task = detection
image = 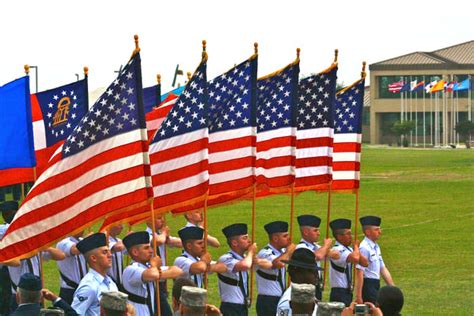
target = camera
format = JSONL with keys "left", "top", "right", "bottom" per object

{"left": 353, "top": 304, "right": 370, "bottom": 315}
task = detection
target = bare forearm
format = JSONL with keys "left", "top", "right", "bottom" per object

{"left": 381, "top": 267, "right": 394, "bottom": 285}
{"left": 189, "top": 261, "right": 208, "bottom": 274}
{"left": 207, "top": 235, "right": 220, "bottom": 248}
{"left": 355, "top": 269, "right": 364, "bottom": 299}
{"left": 315, "top": 246, "right": 329, "bottom": 261}
{"left": 161, "top": 266, "right": 183, "bottom": 279}
{"left": 142, "top": 267, "right": 161, "bottom": 282}
{"left": 210, "top": 262, "right": 227, "bottom": 274}
{"left": 234, "top": 254, "right": 253, "bottom": 272}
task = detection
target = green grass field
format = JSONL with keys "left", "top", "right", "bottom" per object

{"left": 10, "top": 147, "right": 474, "bottom": 315}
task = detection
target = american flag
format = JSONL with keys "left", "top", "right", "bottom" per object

{"left": 388, "top": 81, "right": 404, "bottom": 93}
{"left": 295, "top": 65, "right": 337, "bottom": 190}
{"left": 0, "top": 79, "right": 88, "bottom": 186}
{"left": 0, "top": 53, "right": 151, "bottom": 261}
{"left": 332, "top": 78, "right": 365, "bottom": 191}
{"left": 149, "top": 57, "right": 209, "bottom": 213}
{"left": 256, "top": 61, "right": 299, "bottom": 191}
{"left": 171, "top": 56, "right": 258, "bottom": 214}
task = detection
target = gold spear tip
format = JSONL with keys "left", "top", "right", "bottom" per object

{"left": 296, "top": 48, "right": 301, "bottom": 59}
{"left": 361, "top": 61, "right": 367, "bottom": 78}
{"left": 187, "top": 72, "right": 192, "bottom": 81}
{"left": 254, "top": 42, "right": 258, "bottom": 54}
{"left": 83, "top": 67, "right": 89, "bottom": 76}
{"left": 202, "top": 40, "right": 207, "bottom": 52}
{"left": 334, "top": 49, "right": 339, "bottom": 63}
{"left": 157, "top": 74, "right": 161, "bottom": 84}
{"left": 24, "top": 64, "right": 30, "bottom": 74}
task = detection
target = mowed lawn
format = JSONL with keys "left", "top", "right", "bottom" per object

{"left": 26, "top": 147, "right": 474, "bottom": 315}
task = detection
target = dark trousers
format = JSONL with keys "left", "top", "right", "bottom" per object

{"left": 59, "top": 287, "right": 76, "bottom": 305}
{"left": 159, "top": 288, "right": 172, "bottom": 316}
{"left": 315, "top": 284, "right": 322, "bottom": 301}
{"left": 330, "top": 287, "right": 353, "bottom": 307}
{"left": 256, "top": 295, "right": 280, "bottom": 316}
{"left": 362, "top": 278, "right": 380, "bottom": 304}
{"left": 220, "top": 302, "right": 248, "bottom": 316}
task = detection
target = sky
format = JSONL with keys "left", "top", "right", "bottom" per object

{"left": 1, "top": 0, "right": 472, "bottom": 95}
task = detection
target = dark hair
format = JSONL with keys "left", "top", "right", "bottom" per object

{"left": 172, "top": 278, "right": 197, "bottom": 302}
{"left": 288, "top": 265, "right": 318, "bottom": 284}
{"left": 377, "top": 285, "right": 404, "bottom": 316}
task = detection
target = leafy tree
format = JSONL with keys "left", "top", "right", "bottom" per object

{"left": 391, "top": 121, "right": 416, "bottom": 147}
{"left": 455, "top": 120, "right": 474, "bottom": 148}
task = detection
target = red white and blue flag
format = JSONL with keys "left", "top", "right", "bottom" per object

{"left": 388, "top": 81, "right": 404, "bottom": 93}
{"left": 0, "top": 53, "right": 151, "bottom": 261}
{"left": 149, "top": 56, "right": 209, "bottom": 213}
{"left": 332, "top": 78, "right": 365, "bottom": 191}
{"left": 295, "top": 64, "right": 337, "bottom": 191}
{"left": 256, "top": 61, "right": 299, "bottom": 192}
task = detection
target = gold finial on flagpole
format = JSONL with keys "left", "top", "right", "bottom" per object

{"left": 361, "top": 61, "right": 367, "bottom": 79}
{"left": 202, "top": 40, "right": 207, "bottom": 59}
{"left": 24, "top": 65, "right": 30, "bottom": 75}
{"left": 296, "top": 48, "right": 301, "bottom": 61}
{"left": 334, "top": 49, "right": 339, "bottom": 63}
{"left": 187, "top": 72, "right": 192, "bottom": 81}
{"left": 254, "top": 42, "right": 258, "bottom": 54}
{"left": 157, "top": 74, "right": 161, "bottom": 84}
{"left": 84, "top": 67, "right": 89, "bottom": 76}
{"left": 131, "top": 34, "right": 140, "bottom": 58}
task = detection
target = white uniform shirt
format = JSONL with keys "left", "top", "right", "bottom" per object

{"left": 57, "top": 237, "right": 88, "bottom": 289}
{"left": 276, "top": 286, "right": 317, "bottom": 316}
{"left": 356, "top": 237, "right": 385, "bottom": 280}
{"left": 8, "top": 252, "right": 51, "bottom": 293}
{"left": 71, "top": 268, "right": 118, "bottom": 316}
{"left": 256, "top": 244, "right": 286, "bottom": 297}
{"left": 296, "top": 239, "right": 322, "bottom": 280}
{"left": 122, "top": 261, "right": 165, "bottom": 316}
{"left": 174, "top": 251, "right": 203, "bottom": 288}
{"left": 184, "top": 221, "right": 198, "bottom": 228}
{"left": 329, "top": 241, "right": 352, "bottom": 289}
{"left": 218, "top": 250, "right": 249, "bottom": 304}
{"left": 108, "top": 236, "right": 125, "bottom": 285}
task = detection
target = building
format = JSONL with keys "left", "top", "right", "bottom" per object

{"left": 368, "top": 41, "right": 474, "bottom": 145}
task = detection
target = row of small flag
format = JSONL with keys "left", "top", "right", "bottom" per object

{"left": 388, "top": 78, "right": 472, "bottom": 93}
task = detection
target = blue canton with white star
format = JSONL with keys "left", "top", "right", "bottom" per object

{"left": 208, "top": 58, "right": 257, "bottom": 133}
{"left": 297, "top": 66, "right": 337, "bottom": 130}
{"left": 63, "top": 54, "right": 145, "bottom": 157}
{"left": 35, "top": 79, "right": 88, "bottom": 147}
{"left": 257, "top": 63, "right": 299, "bottom": 132}
{"left": 334, "top": 79, "right": 365, "bottom": 134}
{"left": 152, "top": 61, "right": 208, "bottom": 142}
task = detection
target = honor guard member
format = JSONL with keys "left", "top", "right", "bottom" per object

{"left": 218, "top": 223, "right": 256, "bottom": 316}
{"left": 56, "top": 231, "right": 89, "bottom": 304}
{"left": 182, "top": 210, "right": 220, "bottom": 248}
{"left": 276, "top": 248, "right": 321, "bottom": 316}
{"left": 107, "top": 225, "right": 126, "bottom": 291}
{"left": 10, "top": 273, "right": 43, "bottom": 316}
{"left": 295, "top": 215, "right": 334, "bottom": 300}
{"left": 328, "top": 219, "right": 368, "bottom": 307}
{"left": 122, "top": 231, "right": 183, "bottom": 316}
{"left": 174, "top": 226, "right": 227, "bottom": 289}
{"left": 0, "top": 201, "right": 21, "bottom": 315}
{"left": 72, "top": 233, "right": 118, "bottom": 316}
{"left": 255, "top": 221, "right": 296, "bottom": 316}
{"left": 356, "top": 216, "right": 395, "bottom": 304}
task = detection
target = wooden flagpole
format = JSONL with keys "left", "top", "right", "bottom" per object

{"left": 352, "top": 189, "right": 360, "bottom": 289}
{"left": 149, "top": 202, "right": 162, "bottom": 316}
{"left": 250, "top": 183, "right": 257, "bottom": 305}
{"left": 322, "top": 181, "right": 332, "bottom": 291}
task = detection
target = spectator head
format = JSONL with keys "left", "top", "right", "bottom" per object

{"left": 0, "top": 201, "right": 18, "bottom": 224}
{"left": 264, "top": 221, "right": 291, "bottom": 249}
{"left": 290, "top": 283, "right": 316, "bottom": 315}
{"left": 76, "top": 233, "right": 112, "bottom": 273}
{"left": 172, "top": 278, "right": 197, "bottom": 312}
{"left": 329, "top": 219, "right": 352, "bottom": 246}
{"left": 282, "top": 248, "right": 322, "bottom": 285}
{"left": 178, "top": 226, "right": 205, "bottom": 257}
{"left": 123, "top": 231, "right": 153, "bottom": 264}
{"left": 179, "top": 286, "right": 207, "bottom": 316}
{"left": 316, "top": 302, "right": 345, "bottom": 316}
{"left": 184, "top": 210, "right": 203, "bottom": 224}
{"left": 146, "top": 215, "right": 165, "bottom": 231}
{"left": 16, "top": 273, "right": 42, "bottom": 304}
{"left": 376, "top": 285, "right": 404, "bottom": 316}
{"left": 360, "top": 216, "right": 382, "bottom": 242}
{"left": 100, "top": 291, "right": 128, "bottom": 316}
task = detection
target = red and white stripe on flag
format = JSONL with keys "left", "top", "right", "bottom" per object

{"left": 332, "top": 133, "right": 361, "bottom": 190}
{"left": 145, "top": 94, "right": 177, "bottom": 142}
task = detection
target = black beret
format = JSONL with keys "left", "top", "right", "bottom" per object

{"left": 264, "top": 221, "right": 288, "bottom": 235}
{"left": 178, "top": 226, "right": 204, "bottom": 242}
{"left": 18, "top": 273, "right": 42, "bottom": 291}
{"left": 123, "top": 231, "right": 150, "bottom": 250}
{"left": 77, "top": 233, "right": 107, "bottom": 254}
{"left": 360, "top": 216, "right": 381, "bottom": 227}
{"left": 0, "top": 201, "right": 18, "bottom": 213}
{"left": 329, "top": 219, "right": 351, "bottom": 231}
{"left": 297, "top": 215, "right": 321, "bottom": 228}
{"left": 222, "top": 223, "right": 247, "bottom": 238}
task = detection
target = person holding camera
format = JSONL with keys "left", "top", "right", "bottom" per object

{"left": 355, "top": 216, "right": 394, "bottom": 304}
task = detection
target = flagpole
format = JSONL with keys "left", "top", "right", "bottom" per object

{"left": 409, "top": 76, "right": 413, "bottom": 146}
{"left": 423, "top": 77, "right": 426, "bottom": 147}
{"left": 149, "top": 202, "right": 162, "bottom": 316}
{"left": 250, "top": 183, "right": 257, "bottom": 306}
{"left": 352, "top": 189, "right": 360, "bottom": 289}
{"left": 415, "top": 83, "right": 418, "bottom": 146}
{"left": 157, "top": 74, "right": 162, "bottom": 105}
{"left": 322, "top": 181, "right": 332, "bottom": 292}
{"left": 203, "top": 197, "right": 209, "bottom": 289}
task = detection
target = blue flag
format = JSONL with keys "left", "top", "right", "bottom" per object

{"left": 453, "top": 78, "right": 471, "bottom": 91}
{"left": 0, "top": 76, "right": 36, "bottom": 170}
